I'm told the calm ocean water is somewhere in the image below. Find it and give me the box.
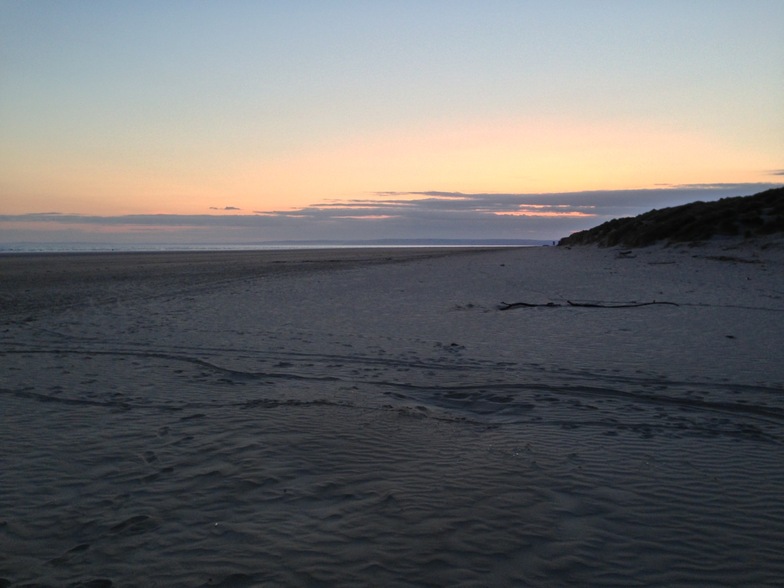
[0,240,544,253]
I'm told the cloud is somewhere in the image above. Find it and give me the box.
[2,183,781,244]
[770,170,784,176]
[270,183,780,223]
[380,183,779,215]
[209,206,242,211]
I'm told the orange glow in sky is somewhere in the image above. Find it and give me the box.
[1,2,782,242]
[2,113,778,218]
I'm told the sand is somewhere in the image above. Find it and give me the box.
[1,244,783,586]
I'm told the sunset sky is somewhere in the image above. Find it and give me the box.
[1,1,782,244]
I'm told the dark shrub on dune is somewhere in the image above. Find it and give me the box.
[559,186,784,247]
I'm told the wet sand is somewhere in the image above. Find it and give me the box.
[2,244,784,586]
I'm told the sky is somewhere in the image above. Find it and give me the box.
[1,0,782,244]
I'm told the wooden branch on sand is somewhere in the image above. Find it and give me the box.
[498,300,679,311]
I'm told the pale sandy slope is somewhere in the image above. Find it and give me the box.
[1,243,783,586]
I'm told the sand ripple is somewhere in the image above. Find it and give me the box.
[2,247,784,586]
[2,343,784,586]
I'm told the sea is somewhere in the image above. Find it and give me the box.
[0,239,548,253]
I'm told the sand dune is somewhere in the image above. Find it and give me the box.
[559,186,784,247]
[2,244,783,586]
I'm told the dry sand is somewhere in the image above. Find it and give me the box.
[1,244,783,586]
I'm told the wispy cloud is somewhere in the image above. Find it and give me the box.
[1,183,780,244]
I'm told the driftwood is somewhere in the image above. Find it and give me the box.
[498,300,679,311]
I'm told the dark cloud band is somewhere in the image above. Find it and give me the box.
[2,183,780,242]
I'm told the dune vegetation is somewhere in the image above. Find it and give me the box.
[559,186,784,247]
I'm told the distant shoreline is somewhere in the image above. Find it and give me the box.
[0,246,516,319]
[0,239,549,254]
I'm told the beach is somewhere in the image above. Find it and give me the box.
[2,244,784,586]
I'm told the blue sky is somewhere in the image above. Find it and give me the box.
[1,1,782,243]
